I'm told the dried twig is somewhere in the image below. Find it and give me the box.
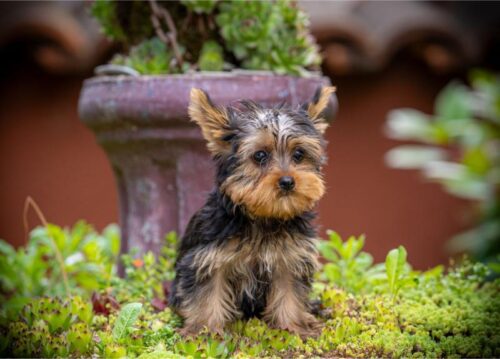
[148,0,184,70]
[23,196,70,295]
[181,8,193,33]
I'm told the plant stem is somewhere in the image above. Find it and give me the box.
[23,196,70,295]
[148,0,184,71]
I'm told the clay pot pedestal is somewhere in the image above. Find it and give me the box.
[78,73,334,256]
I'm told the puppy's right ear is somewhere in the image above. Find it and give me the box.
[189,88,230,154]
[302,86,336,134]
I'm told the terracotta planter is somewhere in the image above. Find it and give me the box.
[78,73,335,256]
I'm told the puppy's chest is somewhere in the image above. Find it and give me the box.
[192,227,318,281]
[224,230,317,277]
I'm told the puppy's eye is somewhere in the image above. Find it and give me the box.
[253,150,268,164]
[292,148,305,162]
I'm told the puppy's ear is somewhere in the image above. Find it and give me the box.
[189,88,230,154]
[302,86,336,134]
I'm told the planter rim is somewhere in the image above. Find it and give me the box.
[82,70,327,86]
[79,72,334,127]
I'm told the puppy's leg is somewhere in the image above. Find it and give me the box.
[263,271,320,337]
[179,267,239,335]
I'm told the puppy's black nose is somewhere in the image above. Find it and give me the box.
[279,176,295,191]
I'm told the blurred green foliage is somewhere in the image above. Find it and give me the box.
[91,1,154,45]
[198,41,225,72]
[315,232,385,294]
[216,0,320,75]
[91,0,126,41]
[385,70,500,264]
[1,223,499,357]
[180,0,218,14]
[111,37,174,75]
[91,0,321,76]
[0,221,119,319]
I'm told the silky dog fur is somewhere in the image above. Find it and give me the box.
[170,86,335,337]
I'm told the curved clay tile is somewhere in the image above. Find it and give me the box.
[0,1,108,74]
[300,1,498,75]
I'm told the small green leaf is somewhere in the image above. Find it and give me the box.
[0,240,16,256]
[353,235,365,257]
[385,145,447,169]
[112,302,143,341]
[198,40,225,71]
[385,246,407,295]
[316,241,338,262]
[423,265,444,279]
[342,236,356,259]
[385,109,433,142]
[435,82,472,121]
[327,230,343,252]
[185,342,198,356]
[323,263,341,283]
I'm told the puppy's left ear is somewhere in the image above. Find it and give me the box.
[302,86,336,134]
[189,88,231,154]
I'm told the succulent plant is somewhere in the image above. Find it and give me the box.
[111,37,174,75]
[216,0,321,75]
[67,322,92,354]
[91,0,321,76]
[198,40,225,71]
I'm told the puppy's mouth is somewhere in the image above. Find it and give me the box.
[277,187,295,196]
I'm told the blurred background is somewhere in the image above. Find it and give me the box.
[0,1,499,269]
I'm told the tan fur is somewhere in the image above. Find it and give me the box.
[192,233,318,279]
[188,88,229,154]
[185,233,319,335]
[223,167,325,219]
[238,129,276,161]
[263,270,320,336]
[192,240,240,278]
[179,268,239,334]
[288,137,324,163]
[307,86,336,134]
[217,116,326,219]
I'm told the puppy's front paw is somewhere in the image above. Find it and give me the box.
[275,313,323,338]
[301,315,324,337]
[298,316,323,338]
[178,324,225,337]
[178,325,200,337]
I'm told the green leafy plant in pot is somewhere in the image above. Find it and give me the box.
[91,0,321,76]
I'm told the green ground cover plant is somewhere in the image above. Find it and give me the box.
[1,222,499,358]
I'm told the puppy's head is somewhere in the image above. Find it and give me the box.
[189,87,335,219]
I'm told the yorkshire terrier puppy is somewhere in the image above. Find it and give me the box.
[170,86,335,337]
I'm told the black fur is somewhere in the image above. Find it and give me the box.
[169,187,317,318]
[170,100,324,329]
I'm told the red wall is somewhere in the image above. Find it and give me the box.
[319,62,469,269]
[0,69,118,247]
